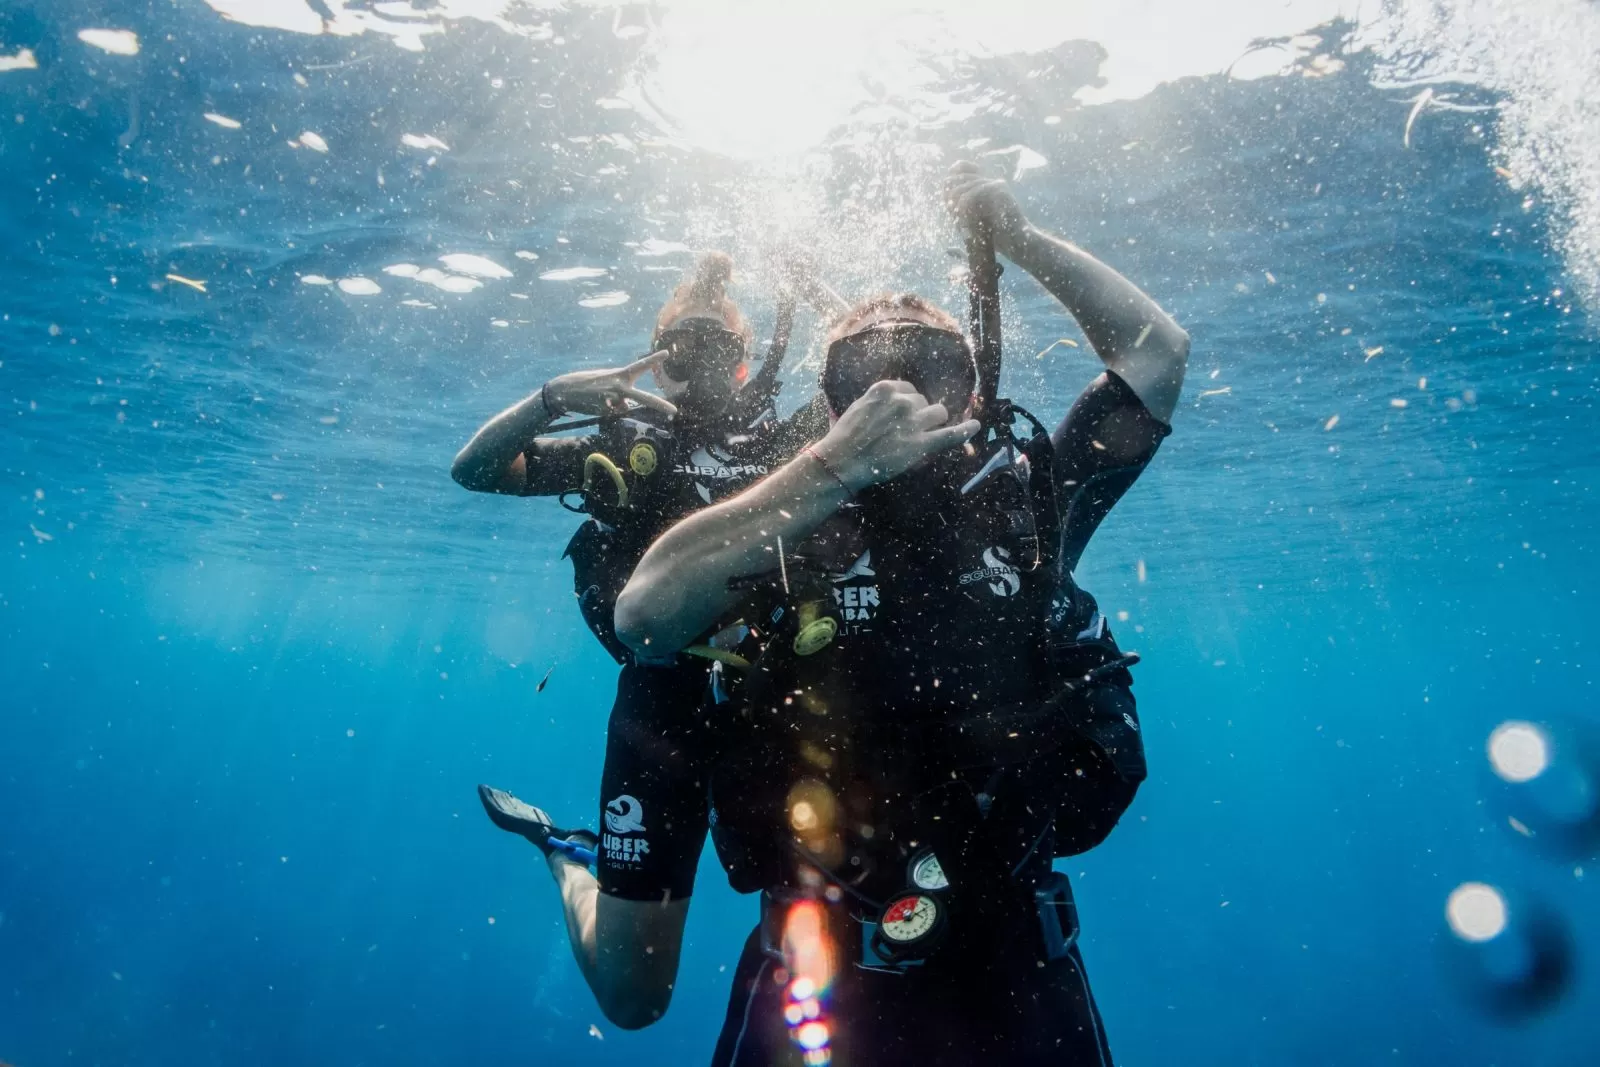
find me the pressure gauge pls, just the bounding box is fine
[910,851,949,891]
[878,893,943,948]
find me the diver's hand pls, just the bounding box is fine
[945,160,1030,257]
[544,350,679,418]
[811,380,979,493]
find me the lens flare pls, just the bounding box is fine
[796,1021,830,1051]
[1488,721,1550,783]
[781,900,835,994]
[1447,882,1508,943]
[1438,885,1577,1019]
[790,800,819,831]
[1486,717,1600,859]
[782,900,836,1062]
[787,779,840,862]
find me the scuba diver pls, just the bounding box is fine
[611,161,1190,1065]
[452,251,839,1029]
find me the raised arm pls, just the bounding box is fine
[614,382,978,658]
[945,161,1190,424]
[451,352,677,495]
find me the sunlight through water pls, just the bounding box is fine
[3,0,1600,1062]
[632,0,1367,157]
[166,0,1600,305]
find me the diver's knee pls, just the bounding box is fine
[593,950,674,1030]
[596,986,670,1031]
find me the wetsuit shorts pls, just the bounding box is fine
[594,661,720,901]
[709,920,1113,1067]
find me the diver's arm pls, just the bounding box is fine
[614,438,852,658]
[946,161,1190,424]
[616,382,978,656]
[451,352,678,495]
[1004,226,1189,422]
[450,387,567,494]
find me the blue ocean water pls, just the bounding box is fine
[2,1,1597,1065]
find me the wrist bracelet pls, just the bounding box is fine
[539,383,564,419]
[802,444,852,497]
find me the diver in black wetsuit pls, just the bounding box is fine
[452,252,839,1029]
[613,162,1190,1065]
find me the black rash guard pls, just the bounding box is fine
[1052,370,1172,573]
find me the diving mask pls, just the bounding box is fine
[654,318,749,385]
[822,322,977,417]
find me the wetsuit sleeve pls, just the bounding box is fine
[595,662,717,901]
[518,432,598,496]
[1050,371,1172,574]
[1049,682,1146,855]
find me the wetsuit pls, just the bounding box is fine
[695,371,1169,1066]
[522,397,828,902]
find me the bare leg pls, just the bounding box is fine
[481,784,690,1030]
[546,849,602,988]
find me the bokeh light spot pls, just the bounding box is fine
[1447,882,1508,943]
[1489,721,1550,783]
[795,1021,830,1051]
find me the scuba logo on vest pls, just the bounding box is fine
[959,544,1022,597]
[673,443,770,503]
[828,550,879,629]
[602,794,650,866]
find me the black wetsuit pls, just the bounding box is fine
[521,398,827,902]
[698,371,1169,1066]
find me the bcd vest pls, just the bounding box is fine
[562,412,782,663]
[705,427,1143,907]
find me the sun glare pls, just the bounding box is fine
[642,4,921,159]
[636,0,1360,159]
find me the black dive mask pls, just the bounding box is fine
[654,319,748,420]
[822,322,977,416]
